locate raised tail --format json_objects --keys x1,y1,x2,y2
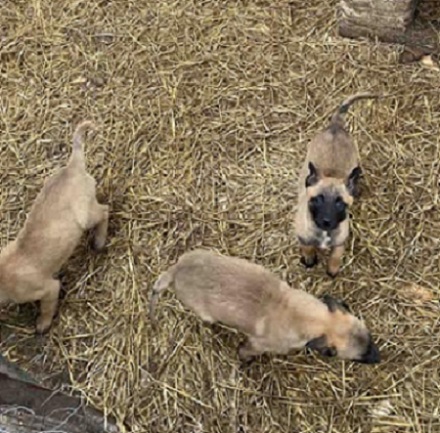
[
  {"x1": 149, "y1": 265, "x2": 177, "y2": 322},
  {"x1": 330, "y1": 92, "x2": 379, "y2": 127},
  {"x1": 69, "y1": 120, "x2": 95, "y2": 168}
]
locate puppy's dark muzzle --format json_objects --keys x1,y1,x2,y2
[
  {"x1": 320, "y1": 219, "x2": 332, "y2": 230},
  {"x1": 315, "y1": 217, "x2": 339, "y2": 232},
  {"x1": 356, "y1": 342, "x2": 381, "y2": 364}
]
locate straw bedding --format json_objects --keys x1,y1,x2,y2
[{"x1": 0, "y1": 1, "x2": 439, "y2": 432}]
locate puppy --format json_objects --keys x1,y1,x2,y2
[
  {"x1": 0, "y1": 121, "x2": 109, "y2": 333},
  {"x1": 150, "y1": 249, "x2": 380, "y2": 364},
  {"x1": 295, "y1": 93, "x2": 378, "y2": 277}
]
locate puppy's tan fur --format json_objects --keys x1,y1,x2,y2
[
  {"x1": 296, "y1": 93, "x2": 378, "y2": 276},
  {"x1": 0, "y1": 121, "x2": 109, "y2": 333},
  {"x1": 150, "y1": 249, "x2": 377, "y2": 363}
]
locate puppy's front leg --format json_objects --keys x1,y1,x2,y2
[
  {"x1": 238, "y1": 338, "x2": 264, "y2": 363},
  {"x1": 36, "y1": 279, "x2": 61, "y2": 334},
  {"x1": 299, "y1": 243, "x2": 318, "y2": 268},
  {"x1": 327, "y1": 244, "x2": 345, "y2": 278}
]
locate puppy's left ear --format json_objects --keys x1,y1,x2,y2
[
  {"x1": 321, "y1": 294, "x2": 350, "y2": 313},
  {"x1": 346, "y1": 166, "x2": 362, "y2": 196}
]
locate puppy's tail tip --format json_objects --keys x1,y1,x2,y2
[
  {"x1": 331, "y1": 92, "x2": 380, "y2": 125},
  {"x1": 72, "y1": 120, "x2": 95, "y2": 152}
]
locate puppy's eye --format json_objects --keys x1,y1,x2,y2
[
  {"x1": 335, "y1": 197, "x2": 346, "y2": 210},
  {"x1": 311, "y1": 194, "x2": 324, "y2": 205}
]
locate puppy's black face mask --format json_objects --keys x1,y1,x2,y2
[
  {"x1": 305, "y1": 162, "x2": 361, "y2": 232},
  {"x1": 308, "y1": 193, "x2": 347, "y2": 232}
]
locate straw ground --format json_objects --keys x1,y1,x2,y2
[{"x1": 0, "y1": 0, "x2": 439, "y2": 432}]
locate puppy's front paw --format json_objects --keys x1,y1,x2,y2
[
  {"x1": 300, "y1": 255, "x2": 318, "y2": 268},
  {"x1": 92, "y1": 234, "x2": 107, "y2": 252},
  {"x1": 36, "y1": 316, "x2": 52, "y2": 334},
  {"x1": 326, "y1": 267, "x2": 339, "y2": 278},
  {"x1": 238, "y1": 342, "x2": 256, "y2": 364}
]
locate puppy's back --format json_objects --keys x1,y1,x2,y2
[
  {"x1": 172, "y1": 250, "x2": 285, "y2": 332},
  {"x1": 174, "y1": 249, "x2": 280, "y2": 297},
  {"x1": 11, "y1": 124, "x2": 98, "y2": 273}
]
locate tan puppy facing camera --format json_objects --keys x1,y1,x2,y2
[
  {"x1": 0, "y1": 121, "x2": 109, "y2": 333},
  {"x1": 296, "y1": 93, "x2": 378, "y2": 277},
  {"x1": 150, "y1": 249, "x2": 380, "y2": 364}
]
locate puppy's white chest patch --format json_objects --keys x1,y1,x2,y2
[{"x1": 319, "y1": 231, "x2": 332, "y2": 250}]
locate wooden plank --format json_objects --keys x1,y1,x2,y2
[
  {"x1": 0, "y1": 356, "x2": 120, "y2": 433},
  {"x1": 0, "y1": 354, "x2": 37, "y2": 385}
]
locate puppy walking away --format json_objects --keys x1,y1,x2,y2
[{"x1": 0, "y1": 121, "x2": 109, "y2": 333}]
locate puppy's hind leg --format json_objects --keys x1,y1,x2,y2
[
  {"x1": 299, "y1": 243, "x2": 318, "y2": 268},
  {"x1": 87, "y1": 203, "x2": 109, "y2": 251},
  {"x1": 36, "y1": 279, "x2": 61, "y2": 334}
]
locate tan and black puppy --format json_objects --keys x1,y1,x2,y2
[
  {"x1": 296, "y1": 93, "x2": 378, "y2": 277},
  {"x1": 150, "y1": 249, "x2": 380, "y2": 364},
  {"x1": 0, "y1": 121, "x2": 109, "y2": 333}
]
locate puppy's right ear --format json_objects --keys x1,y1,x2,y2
[
  {"x1": 306, "y1": 335, "x2": 337, "y2": 357},
  {"x1": 346, "y1": 166, "x2": 362, "y2": 196},
  {"x1": 305, "y1": 162, "x2": 319, "y2": 188}
]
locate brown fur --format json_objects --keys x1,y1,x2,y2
[
  {"x1": 150, "y1": 249, "x2": 379, "y2": 363},
  {"x1": 0, "y1": 121, "x2": 109, "y2": 333},
  {"x1": 295, "y1": 93, "x2": 378, "y2": 276}
]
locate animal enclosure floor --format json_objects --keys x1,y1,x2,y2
[{"x1": 0, "y1": 1, "x2": 439, "y2": 432}]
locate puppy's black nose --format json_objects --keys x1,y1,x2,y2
[
  {"x1": 321, "y1": 218, "x2": 332, "y2": 229},
  {"x1": 358, "y1": 342, "x2": 381, "y2": 364}
]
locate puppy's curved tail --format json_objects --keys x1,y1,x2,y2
[
  {"x1": 149, "y1": 264, "x2": 178, "y2": 323},
  {"x1": 70, "y1": 120, "x2": 95, "y2": 168},
  {"x1": 330, "y1": 92, "x2": 379, "y2": 127}
]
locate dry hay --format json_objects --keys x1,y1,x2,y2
[{"x1": 0, "y1": 0, "x2": 440, "y2": 432}]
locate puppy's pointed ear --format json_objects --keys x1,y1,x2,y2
[
  {"x1": 306, "y1": 335, "x2": 337, "y2": 357},
  {"x1": 346, "y1": 166, "x2": 362, "y2": 196},
  {"x1": 339, "y1": 300, "x2": 351, "y2": 312},
  {"x1": 306, "y1": 335, "x2": 327, "y2": 350},
  {"x1": 306, "y1": 162, "x2": 319, "y2": 188},
  {"x1": 321, "y1": 294, "x2": 350, "y2": 313}
]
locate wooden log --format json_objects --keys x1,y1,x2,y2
[
  {"x1": 339, "y1": 0, "x2": 419, "y2": 40},
  {"x1": 0, "y1": 356, "x2": 120, "y2": 433},
  {"x1": 339, "y1": 0, "x2": 440, "y2": 55}
]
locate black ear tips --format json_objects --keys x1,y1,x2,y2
[
  {"x1": 321, "y1": 294, "x2": 350, "y2": 313},
  {"x1": 340, "y1": 300, "x2": 351, "y2": 312},
  {"x1": 306, "y1": 335, "x2": 337, "y2": 358},
  {"x1": 306, "y1": 162, "x2": 319, "y2": 188},
  {"x1": 348, "y1": 166, "x2": 362, "y2": 177},
  {"x1": 321, "y1": 294, "x2": 335, "y2": 311},
  {"x1": 346, "y1": 166, "x2": 362, "y2": 196},
  {"x1": 305, "y1": 335, "x2": 327, "y2": 350}
]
